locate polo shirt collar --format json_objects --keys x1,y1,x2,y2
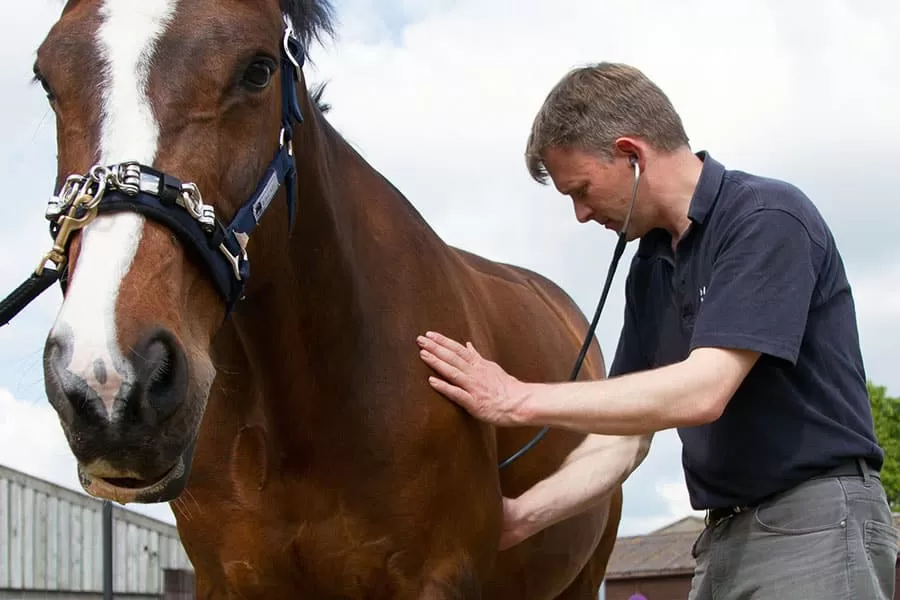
[
  {"x1": 635, "y1": 150, "x2": 725, "y2": 259},
  {"x1": 688, "y1": 150, "x2": 726, "y2": 225}
]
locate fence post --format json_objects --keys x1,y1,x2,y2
[{"x1": 103, "y1": 500, "x2": 113, "y2": 600}]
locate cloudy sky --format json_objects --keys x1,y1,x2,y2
[{"x1": 0, "y1": 0, "x2": 897, "y2": 540}]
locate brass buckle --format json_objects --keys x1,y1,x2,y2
[{"x1": 36, "y1": 195, "x2": 100, "y2": 276}]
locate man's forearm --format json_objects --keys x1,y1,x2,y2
[
  {"x1": 516, "y1": 364, "x2": 703, "y2": 435},
  {"x1": 508, "y1": 432, "x2": 652, "y2": 543},
  {"x1": 515, "y1": 348, "x2": 755, "y2": 435}
]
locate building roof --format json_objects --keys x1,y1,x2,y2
[
  {"x1": 650, "y1": 515, "x2": 705, "y2": 534},
  {"x1": 607, "y1": 512, "x2": 900, "y2": 581},
  {"x1": 606, "y1": 518, "x2": 702, "y2": 580}
]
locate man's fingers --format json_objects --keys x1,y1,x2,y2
[
  {"x1": 423, "y1": 331, "x2": 470, "y2": 356},
  {"x1": 422, "y1": 340, "x2": 468, "y2": 370},
  {"x1": 428, "y1": 376, "x2": 473, "y2": 406},
  {"x1": 417, "y1": 332, "x2": 486, "y2": 370},
  {"x1": 418, "y1": 335, "x2": 472, "y2": 372},
  {"x1": 419, "y1": 349, "x2": 473, "y2": 386}
]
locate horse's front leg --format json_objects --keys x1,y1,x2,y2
[{"x1": 417, "y1": 554, "x2": 485, "y2": 599}]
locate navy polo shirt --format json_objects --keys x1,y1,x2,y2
[{"x1": 609, "y1": 151, "x2": 884, "y2": 510}]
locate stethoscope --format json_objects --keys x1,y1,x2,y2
[{"x1": 498, "y1": 156, "x2": 640, "y2": 469}]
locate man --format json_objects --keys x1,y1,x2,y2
[{"x1": 417, "y1": 62, "x2": 897, "y2": 598}]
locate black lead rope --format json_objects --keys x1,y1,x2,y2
[
  {"x1": 0, "y1": 268, "x2": 60, "y2": 328},
  {"x1": 498, "y1": 231, "x2": 629, "y2": 469}
]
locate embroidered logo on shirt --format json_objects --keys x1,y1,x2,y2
[{"x1": 699, "y1": 285, "x2": 707, "y2": 303}]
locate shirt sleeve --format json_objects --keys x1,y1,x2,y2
[
  {"x1": 609, "y1": 269, "x2": 650, "y2": 377},
  {"x1": 689, "y1": 207, "x2": 821, "y2": 366}
]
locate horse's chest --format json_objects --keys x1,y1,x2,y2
[{"x1": 185, "y1": 509, "x2": 418, "y2": 599}]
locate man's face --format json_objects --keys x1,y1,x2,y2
[{"x1": 543, "y1": 145, "x2": 640, "y2": 239}]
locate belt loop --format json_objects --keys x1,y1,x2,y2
[{"x1": 856, "y1": 457, "x2": 870, "y2": 484}]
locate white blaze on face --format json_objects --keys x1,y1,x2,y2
[{"x1": 49, "y1": 0, "x2": 179, "y2": 417}]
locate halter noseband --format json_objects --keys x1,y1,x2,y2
[{"x1": 0, "y1": 19, "x2": 306, "y2": 324}]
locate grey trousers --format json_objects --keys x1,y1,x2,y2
[{"x1": 688, "y1": 459, "x2": 899, "y2": 599}]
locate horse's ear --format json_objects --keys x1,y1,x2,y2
[{"x1": 310, "y1": 81, "x2": 331, "y2": 114}]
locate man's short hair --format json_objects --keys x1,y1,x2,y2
[{"x1": 525, "y1": 62, "x2": 690, "y2": 183}]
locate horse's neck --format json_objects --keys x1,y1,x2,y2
[{"x1": 219, "y1": 109, "x2": 428, "y2": 444}]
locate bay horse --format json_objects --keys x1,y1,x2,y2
[{"x1": 32, "y1": 0, "x2": 627, "y2": 596}]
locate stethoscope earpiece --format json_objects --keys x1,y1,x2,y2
[{"x1": 620, "y1": 156, "x2": 640, "y2": 236}]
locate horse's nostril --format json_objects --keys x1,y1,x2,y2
[
  {"x1": 44, "y1": 331, "x2": 92, "y2": 422},
  {"x1": 146, "y1": 339, "x2": 175, "y2": 398},
  {"x1": 132, "y1": 328, "x2": 188, "y2": 422}
]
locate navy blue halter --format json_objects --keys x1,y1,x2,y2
[
  {"x1": 0, "y1": 21, "x2": 307, "y2": 326},
  {"x1": 81, "y1": 24, "x2": 306, "y2": 316}
]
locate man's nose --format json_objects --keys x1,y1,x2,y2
[{"x1": 574, "y1": 201, "x2": 593, "y2": 223}]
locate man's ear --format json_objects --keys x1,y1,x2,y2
[{"x1": 614, "y1": 137, "x2": 643, "y2": 169}]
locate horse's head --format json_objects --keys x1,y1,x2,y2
[{"x1": 35, "y1": 0, "x2": 333, "y2": 503}]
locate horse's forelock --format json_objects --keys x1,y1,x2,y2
[{"x1": 279, "y1": 0, "x2": 336, "y2": 50}]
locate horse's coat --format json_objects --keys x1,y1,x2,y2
[{"x1": 35, "y1": 0, "x2": 627, "y2": 596}]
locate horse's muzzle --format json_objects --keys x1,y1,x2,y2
[
  {"x1": 43, "y1": 325, "x2": 200, "y2": 503},
  {"x1": 44, "y1": 325, "x2": 188, "y2": 427},
  {"x1": 77, "y1": 436, "x2": 198, "y2": 504}
]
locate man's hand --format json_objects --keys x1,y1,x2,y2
[
  {"x1": 498, "y1": 497, "x2": 532, "y2": 551},
  {"x1": 417, "y1": 331, "x2": 528, "y2": 427},
  {"x1": 498, "y1": 432, "x2": 653, "y2": 550},
  {"x1": 498, "y1": 495, "x2": 566, "y2": 551}
]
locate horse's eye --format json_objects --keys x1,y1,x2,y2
[
  {"x1": 242, "y1": 58, "x2": 276, "y2": 90},
  {"x1": 33, "y1": 71, "x2": 56, "y2": 102}
]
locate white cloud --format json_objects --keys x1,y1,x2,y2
[
  {"x1": 618, "y1": 479, "x2": 705, "y2": 537},
  {"x1": 847, "y1": 261, "x2": 900, "y2": 396},
  {"x1": 0, "y1": 0, "x2": 897, "y2": 541},
  {"x1": 615, "y1": 429, "x2": 706, "y2": 536},
  {"x1": 0, "y1": 388, "x2": 75, "y2": 489},
  {"x1": 854, "y1": 262, "x2": 900, "y2": 323},
  {"x1": 657, "y1": 479, "x2": 702, "y2": 519}
]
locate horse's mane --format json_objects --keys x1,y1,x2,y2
[{"x1": 280, "y1": 0, "x2": 336, "y2": 50}]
